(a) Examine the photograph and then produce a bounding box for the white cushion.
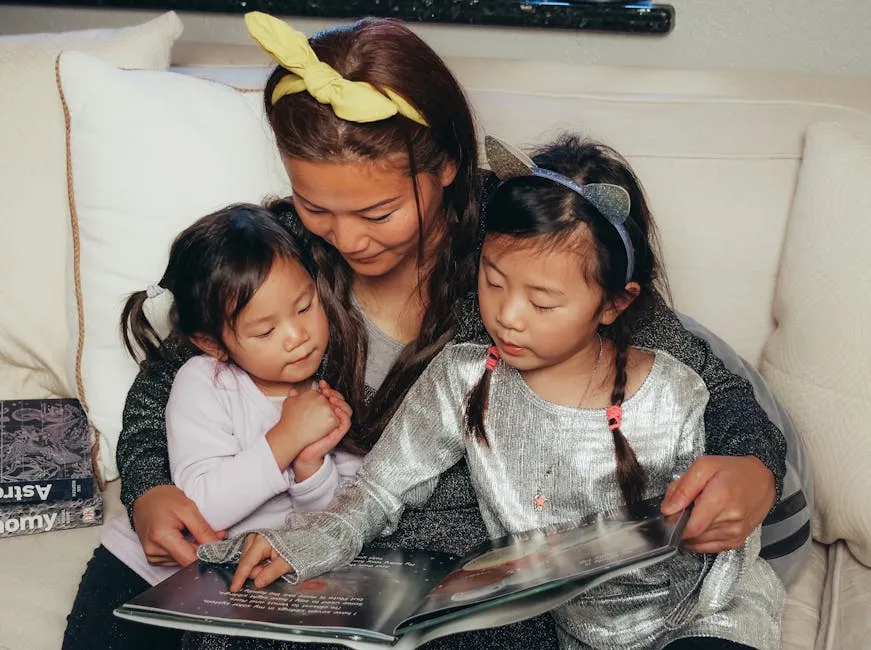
[761,121,871,566]
[59,51,291,480]
[0,12,182,401]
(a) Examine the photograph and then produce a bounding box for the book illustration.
[0,398,96,504]
[116,496,689,649]
[0,496,103,538]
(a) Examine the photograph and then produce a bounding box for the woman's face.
[285,157,456,279]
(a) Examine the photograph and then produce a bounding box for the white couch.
[2,19,871,650]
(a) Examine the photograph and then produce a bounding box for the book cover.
[0,398,96,504]
[116,497,689,649]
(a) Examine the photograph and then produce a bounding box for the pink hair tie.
[485,346,500,371]
[606,405,623,431]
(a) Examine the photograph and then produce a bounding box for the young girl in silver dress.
[201,133,786,650]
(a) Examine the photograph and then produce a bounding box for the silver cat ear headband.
[484,135,635,283]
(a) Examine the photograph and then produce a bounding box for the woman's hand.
[662,455,776,553]
[132,485,227,566]
[230,533,294,592]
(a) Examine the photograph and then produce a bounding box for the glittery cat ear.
[485,135,536,180]
[580,184,631,226]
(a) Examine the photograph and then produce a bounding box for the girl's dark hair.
[264,18,479,449]
[466,135,667,506]
[119,202,364,453]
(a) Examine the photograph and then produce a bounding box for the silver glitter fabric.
[198,342,784,650]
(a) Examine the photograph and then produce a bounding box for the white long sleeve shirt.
[102,355,361,585]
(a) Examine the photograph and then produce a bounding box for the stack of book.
[0,398,103,538]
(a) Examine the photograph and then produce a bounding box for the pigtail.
[464,369,493,446]
[120,290,163,367]
[464,347,499,446]
[608,321,646,506]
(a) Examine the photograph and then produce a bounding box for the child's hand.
[317,380,353,420]
[292,381,352,481]
[230,533,293,592]
[266,386,339,470]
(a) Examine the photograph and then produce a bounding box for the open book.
[116,496,689,649]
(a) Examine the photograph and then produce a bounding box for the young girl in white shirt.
[101,203,361,585]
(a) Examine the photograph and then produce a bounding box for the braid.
[464,347,500,446]
[608,321,646,505]
[464,368,493,446]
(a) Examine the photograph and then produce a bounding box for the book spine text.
[0,496,103,538]
[0,478,95,504]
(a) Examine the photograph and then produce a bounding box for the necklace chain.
[576,333,604,409]
[533,334,604,512]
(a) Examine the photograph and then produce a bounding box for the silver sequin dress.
[199,342,785,650]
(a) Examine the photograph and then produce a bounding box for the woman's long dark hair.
[119,202,365,453]
[264,18,480,450]
[466,135,668,506]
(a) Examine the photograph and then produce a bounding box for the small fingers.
[332,398,352,417]
[327,411,351,440]
[319,383,352,415]
[230,537,272,592]
[253,558,294,589]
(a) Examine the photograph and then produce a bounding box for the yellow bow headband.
[244,12,429,127]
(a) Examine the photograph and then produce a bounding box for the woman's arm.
[197,344,480,587]
[117,336,222,566]
[630,293,787,552]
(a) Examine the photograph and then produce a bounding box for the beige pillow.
[0,12,183,401]
[60,51,290,480]
[761,120,871,567]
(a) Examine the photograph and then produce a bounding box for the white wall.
[1,1,869,76]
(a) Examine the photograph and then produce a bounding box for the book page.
[121,548,458,641]
[401,497,687,630]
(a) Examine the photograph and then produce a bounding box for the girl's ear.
[191,333,229,361]
[599,282,641,325]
